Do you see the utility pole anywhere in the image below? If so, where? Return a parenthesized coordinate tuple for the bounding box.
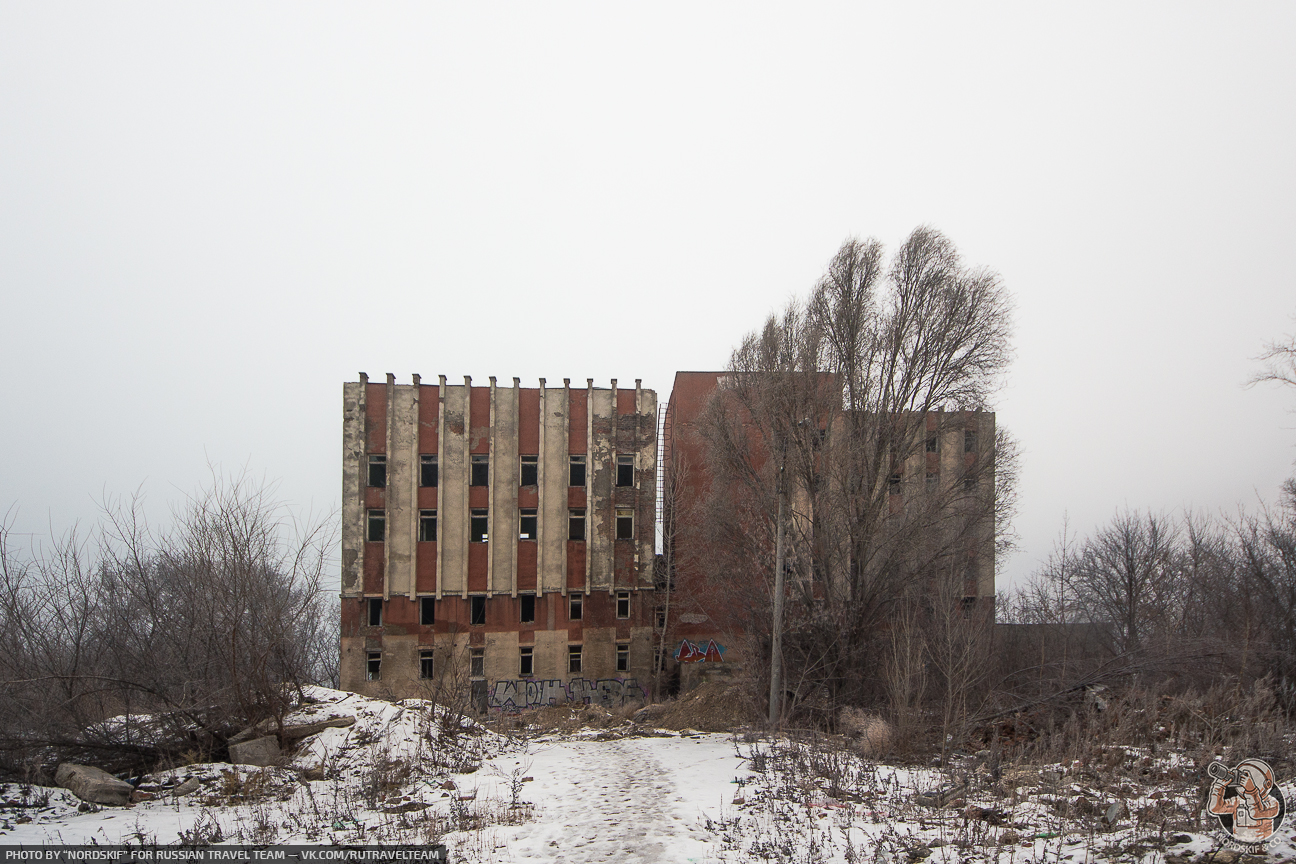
(768, 461, 786, 729)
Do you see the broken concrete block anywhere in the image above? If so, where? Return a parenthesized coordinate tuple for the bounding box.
(171, 777, 201, 797)
(230, 715, 356, 745)
(228, 735, 281, 766)
(55, 763, 134, 807)
(282, 716, 356, 740)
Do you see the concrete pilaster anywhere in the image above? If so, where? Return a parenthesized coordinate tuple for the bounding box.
(435, 375, 446, 600)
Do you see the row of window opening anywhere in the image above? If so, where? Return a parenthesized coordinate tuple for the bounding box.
(367, 507, 635, 542)
(922, 431, 980, 454)
(366, 642, 628, 682)
(888, 471, 981, 494)
(364, 591, 631, 628)
(367, 454, 636, 489)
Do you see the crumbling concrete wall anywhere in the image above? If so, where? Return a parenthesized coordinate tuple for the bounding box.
(633, 384, 658, 589)
(489, 378, 517, 595)
(439, 380, 468, 597)
(385, 376, 417, 600)
(341, 379, 366, 594)
(539, 381, 568, 595)
(588, 384, 614, 591)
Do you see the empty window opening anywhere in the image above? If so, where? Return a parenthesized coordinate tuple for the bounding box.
(568, 645, 582, 674)
(927, 435, 938, 453)
(367, 509, 385, 542)
(655, 606, 666, 629)
(616, 508, 634, 540)
(367, 455, 386, 488)
(471, 455, 489, 487)
(471, 509, 489, 543)
(368, 598, 383, 627)
(616, 643, 629, 673)
(569, 455, 586, 487)
(470, 595, 486, 626)
(419, 509, 437, 542)
(569, 508, 586, 541)
(519, 646, 534, 676)
(520, 455, 538, 487)
(420, 596, 435, 626)
(419, 650, 434, 680)
(569, 594, 583, 621)
(519, 508, 537, 540)
(963, 475, 977, 490)
(964, 430, 977, 453)
(616, 591, 631, 619)
(366, 652, 382, 681)
(888, 472, 902, 494)
(616, 455, 634, 487)
(520, 593, 536, 624)
(421, 454, 438, 488)
(470, 647, 484, 678)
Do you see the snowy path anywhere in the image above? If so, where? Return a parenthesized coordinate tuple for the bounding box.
(0, 717, 750, 863)
(486, 734, 742, 863)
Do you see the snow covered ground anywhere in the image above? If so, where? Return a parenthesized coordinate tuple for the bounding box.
(0, 689, 752, 862)
(1, 689, 1293, 864)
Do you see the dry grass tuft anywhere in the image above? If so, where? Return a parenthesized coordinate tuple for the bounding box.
(839, 707, 893, 757)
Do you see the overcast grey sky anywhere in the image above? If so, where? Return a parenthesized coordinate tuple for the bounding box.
(3, 4, 1295, 591)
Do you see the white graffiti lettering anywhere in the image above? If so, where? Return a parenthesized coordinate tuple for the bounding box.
(487, 677, 646, 711)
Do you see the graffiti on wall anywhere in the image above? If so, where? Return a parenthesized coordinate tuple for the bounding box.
(487, 677, 647, 712)
(675, 639, 724, 663)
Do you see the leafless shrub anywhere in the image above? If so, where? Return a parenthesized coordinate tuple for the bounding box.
(0, 469, 336, 777)
(362, 753, 413, 810)
(884, 599, 927, 752)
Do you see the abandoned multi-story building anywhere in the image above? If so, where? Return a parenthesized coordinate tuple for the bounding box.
(340, 374, 658, 712)
(660, 371, 998, 689)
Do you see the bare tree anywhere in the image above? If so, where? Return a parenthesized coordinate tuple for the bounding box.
(1250, 316, 1296, 390)
(697, 227, 1017, 720)
(0, 470, 336, 776)
(884, 596, 927, 748)
(1070, 510, 1180, 656)
(926, 565, 992, 764)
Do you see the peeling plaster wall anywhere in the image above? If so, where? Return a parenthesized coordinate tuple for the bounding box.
(588, 387, 614, 591)
(341, 381, 366, 595)
(385, 381, 417, 599)
(489, 379, 517, 595)
(539, 383, 568, 595)
(440, 383, 469, 597)
(634, 388, 658, 588)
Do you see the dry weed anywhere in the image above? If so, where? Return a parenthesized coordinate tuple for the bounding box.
(839, 707, 893, 757)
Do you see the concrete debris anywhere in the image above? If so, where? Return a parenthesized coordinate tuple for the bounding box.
(170, 777, 201, 797)
(916, 783, 966, 808)
(229, 715, 356, 745)
(54, 763, 134, 807)
(228, 735, 281, 766)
